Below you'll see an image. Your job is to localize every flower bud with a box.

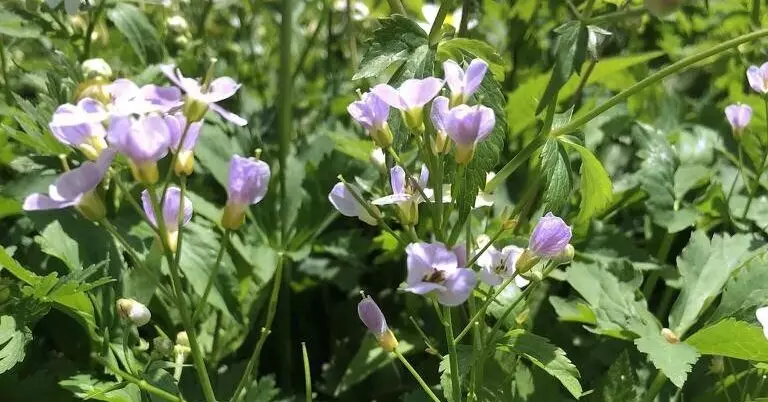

[81,58,112,80]
[153,337,174,357]
[358,296,399,352]
[371,122,394,149]
[432,130,450,155]
[551,244,575,266]
[116,298,151,327]
[176,331,189,347]
[402,108,425,136]
[174,149,195,176]
[129,161,160,185]
[74,78,111,104]
[183,98,209,123]
[454,144,475,165]
[644,0,683,17]
[166,15,189,34]
[661,328,680,344]
[397,201,419,226]
[514,249,540,274]
[370,147,387,174]
[76,191,106,221]
[221,202,246,230]
[528,213,572,258]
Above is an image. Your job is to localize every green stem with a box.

[339,178,411,245]
[428,1,452,47]
[726,143,744,207]
[584,6,645,25]
[0,40,11,103]
[642,371,668,402]
[386,0,406,15]
[393,350,442,402]
[743,98,768,219]
[122,325,134,374]
[191,230,231,322]
[457,0,470,37]
[278,0,294,246]
[454,275,516,343]
[467,295,479,402]
[486,136,546,192]
[302,342,312,402]
[442,304,462,402]
[92,355,183,402]
[642,231,674,298]
[572,58,597,109]
[752,0,761,27]
[146,189,217,402]
[581,0,598,19]
[82,0,107,62]
[230,254,285,402]
[490,28,768,190]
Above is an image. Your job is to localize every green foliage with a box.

[685,319,768,362]
[585,351,639,402]
[634,333,699,388]
[60,375,141,402]
[562,140,613,233]
[106,4,165,65]
[0,315,33,375]
[537,21,588,114]
[540,138,572,214]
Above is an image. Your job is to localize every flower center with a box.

[422,269,445,284]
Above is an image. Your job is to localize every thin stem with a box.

[726,142,744,206]
[490,28,768,190]
[642,371,668,402]
[292,11,327,81]
[582,0,598,19]
[146,189,217,402]
[743,98,768,219]
[393,350,442,402]
[230,255,285,402]
[752,0,761,27]
[0,40,11,103]
[302,342,312,402]
[454,276,516,343]
[92,355,183,402]
[584,6,645,25]
[428,1,452,47]
[465,225,509,268]
[386,0,406,15]
[467,295,479,402]
[409,316,439,354]
[442,304,462,402]
[82,0,107,62]
[191,230,231,322]
[199,0,214,37]
[340,178,411,245]
[161,123,192,204]
[486,136,546,192]
[122,325,134,374]
[457,0,470,37]
[572,59,597,109]
[278,0,294,245]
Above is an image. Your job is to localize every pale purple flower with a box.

[141,187,193,231]
[107,115,171,164]
[23,149,115,211]
[107,79,182,116]
[329,182,377,225]
[475,238,529,288]
[529,212,572,258]
[165,113,202,152]
[372,165,430,206]
[725,104,752,135]
[371,78,444,112]
[49,98,108,159]
[443,59,488,105]
[405,242,476,306]
[160,64,247,126]
[445,104,495,146]
[431,96,449,133]
[226,155,271,207]
[747,62,768,94]
[357,296,388,337]
[348,92,390,134]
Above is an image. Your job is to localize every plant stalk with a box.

[442,305,462,402]
[393,350,443,402]
[428,1,452,47]
[93,355,183,402]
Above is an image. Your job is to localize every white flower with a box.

[418,4,478,34]
[757,306,768,340]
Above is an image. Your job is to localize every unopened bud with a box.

[370,147,387,174]
[176,331,189,347]
[221,202,247,230]
[76,191,106,221]
[515,249,540,274]
[371,122,394,149]
[81,58,112,80]
[552,244,575,265]
[174,149,195,176]
[116,298,151,327]
[661,328,680,344]
[129,161,159,185]
[153,337,174,357]
[166,15,189,33]
[377,329,399,352]
[432,131,450,155]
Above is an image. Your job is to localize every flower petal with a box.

[210,103,248,126]
[464,58,488,98]
[371,84,407,110]
[437,268,476,306]
[23,193,75,211]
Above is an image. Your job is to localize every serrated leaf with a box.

[562,140,613,233]
[353,15,427,80]
[60,374,141,402]
[540,138,572,214]
[497,329,583,398]
[436,38,506,81]
[537,21,589,114]
[243,375,281,402]
[634,333,699,388]
[106,3,165,65]
[685,319,768,361]
[633,123,682,232]
[549,296,597,325]
[669,231,752,336]
[586,351,639,402]
[36,221,81,272]
[711,254,768,323]
[0,315,32,375]
[0,11,41,38]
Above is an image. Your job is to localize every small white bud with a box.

[370,147,386,174]
[661,328,680,344]
[166,15,189,33]
[176,331,190,347]
[116,298,151,327]
[81,58,112,80]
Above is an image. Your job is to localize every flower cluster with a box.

[724,62,768,136]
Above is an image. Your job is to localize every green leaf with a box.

[333,335,414,396]
[0,10,41,38]
[674,164,711,200]
[35,221,82,272]
[106,3,165,65]
[540,138,572,214]
[497,329,583,398]
[436,38,506,81]
[243,375,281,402]
[711,253,768,323]
[0,315,32,375]
[585,351,639,402]
[60,374,141,402]
[353,15,427,81]
[536,21,588,114]
[669,231,752,336]
[562,140,613,233]
[141,368,179,402]
[685,319,768,362]
[328,132,375,162]
[633,123,681,232]
[634,333,700,388]
[439,345,474,402]
[566,260,659,339]
[548,296,597,325]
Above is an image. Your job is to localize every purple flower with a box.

[405,242,476,306]
[725,104,752,136]
[430,96,450,154]
[357,296,399,351]
[165,113,203,175]
[329,182,377,225]
[222,155,271,229]
[443,59,488,105]
[23,149,115,220]
[528,212,572,258]
[475,239,529,288]
[141,187,192,252]
[107,79,182,116]
[49,98,108,160]
[445,104,495,164]
[160,64,247,126]
[372,78,443,133]
[372,165,430,225]
[747,62,768,94]
[348,92,392,148]
[108,114,171,184]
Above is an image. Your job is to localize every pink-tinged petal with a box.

[408,242,458,274]
[443,60,464,95]
[529,212,572,258]
[182,122,203,150]
[141,85,183,110]
[390,165,406,194]
[418,164,430,189]
[437,268,476,306]
[399,78,443,108]
[140,190,157,226]
[372,84,407,110]
[23,193,76,211]
[371,193,412,205]
[476,105,496,142]
[77,98,107,115]
[725,104,752,130]
[404,282,446,295]
[227,155,271,205]
[49,162,103,201]
[747,65,768,94]
[210,103,248,126]
[347,101,374,130]
[357,296,388,336]
[205,77,241,103]
[431,96,449,132]
[464,59,488,98]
